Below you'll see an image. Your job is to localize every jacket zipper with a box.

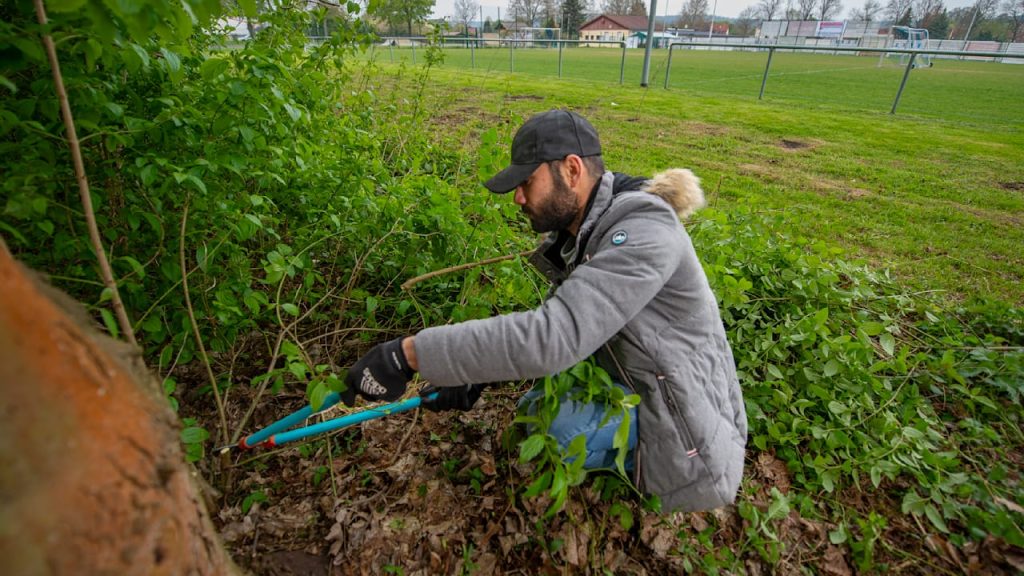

[657,374,699,459]
[603,343,642,484]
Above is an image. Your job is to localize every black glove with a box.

[341,338,414,406]
[420,383,490,412]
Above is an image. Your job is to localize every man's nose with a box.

[514,186,526,206]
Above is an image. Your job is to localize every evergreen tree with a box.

[629,0,649,16]
[562,0,587,37]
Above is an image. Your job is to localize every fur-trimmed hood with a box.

[641,168,705,219]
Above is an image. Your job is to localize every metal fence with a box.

[665,42,1024,114]
[369,37,628,85]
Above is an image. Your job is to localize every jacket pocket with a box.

[657,374,699,459]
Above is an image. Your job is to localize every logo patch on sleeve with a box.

[611,230,628,245]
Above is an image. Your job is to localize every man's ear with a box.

[565,154,586,187]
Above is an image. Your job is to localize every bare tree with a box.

[785,0,802,18]
[849,0,883,21]
[678,0,709,28]
[543,0,558,26]
[885,0,914,22]
[819,0,843,19]
[913,0,943,26]
[1006,0,1024,41]
[508,0,545,25]
[629,0,648,16]
[734,5,761,35]
[797,0,817,19]
[455,0,480,34]
[757,0,784,19]
[602,0,634,12]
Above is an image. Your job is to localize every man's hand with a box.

[341,338,414,406]
[420,383,489,412]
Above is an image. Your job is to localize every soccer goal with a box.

[879,26,932,68]
[511,27,561,47]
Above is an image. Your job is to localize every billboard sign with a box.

[817,21,846,38]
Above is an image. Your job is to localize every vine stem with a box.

[400,249,534,292]
[34,0,136,346]
[180,202,230,447]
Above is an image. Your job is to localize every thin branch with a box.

[34,0,136,346]
[180,202,230,447]
[401,249,534,291]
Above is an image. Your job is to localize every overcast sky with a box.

[431,0,984,22]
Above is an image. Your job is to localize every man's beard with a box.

[524,168,577,233]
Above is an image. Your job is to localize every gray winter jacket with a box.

[415,170,747,512]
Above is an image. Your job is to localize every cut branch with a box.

[34,0,136,346]
[401,250,534,292]
[180,203,230,448]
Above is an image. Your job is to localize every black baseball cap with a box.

[483,109,602,193]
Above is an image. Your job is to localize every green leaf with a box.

[0,75,17,94]
[823,359,840,377]
[288,361,307,380]
[860,321,884,336]
[829,527,847,544]
[200,57,230,81]
[237,0,258,17]
[767,363,784,380]
[309,382,330,411]
[519,434,546,463]
[550,466,566,499]
[879,333,895,356]
[99,308,118,338]
[47,0,87,12]
[160,48,183,82]
[901,490,926,515]
[924,504,950,533]
[181,426,210,444]
[523,471,551,497]
[241,490,268,514]
[870,466,882,488]
[280,340,300,358]
[610,502,634,531]
[120,255,145,279]
[282,303,300,316]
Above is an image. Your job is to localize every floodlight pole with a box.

[640,0,659,86]
[708,0,718,40]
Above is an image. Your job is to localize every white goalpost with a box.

[512,27,562,46]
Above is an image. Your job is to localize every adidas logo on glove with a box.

[359,368,388,396]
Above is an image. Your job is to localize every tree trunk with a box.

[0,240,240,575]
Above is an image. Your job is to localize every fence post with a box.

[619,42,625,85]
[412,41,416,64]
[759,47,775,100]
[558,40,563,78]
[510,38,514,73]
[389,42,394,63]
[471,40,475,68]
[891,52,917,114]
[664,43,675,88]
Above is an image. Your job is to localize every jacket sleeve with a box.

[414,196,686,386]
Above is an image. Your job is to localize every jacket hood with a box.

[612,169,705,219]
[641,169,705,219]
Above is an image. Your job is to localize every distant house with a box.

[628,30,678,48]
[579,14,662,46]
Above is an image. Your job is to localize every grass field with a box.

[358,51,1024,305]
[365,45,1024,125]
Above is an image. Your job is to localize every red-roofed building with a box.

[579,14,662,46]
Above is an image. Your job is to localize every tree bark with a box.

[0,240,240,575]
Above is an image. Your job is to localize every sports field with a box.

[366,44,1024,124]
[359,50,1024,305]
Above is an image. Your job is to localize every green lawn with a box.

[358,54,1024,305]
[365,45,1024,124]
